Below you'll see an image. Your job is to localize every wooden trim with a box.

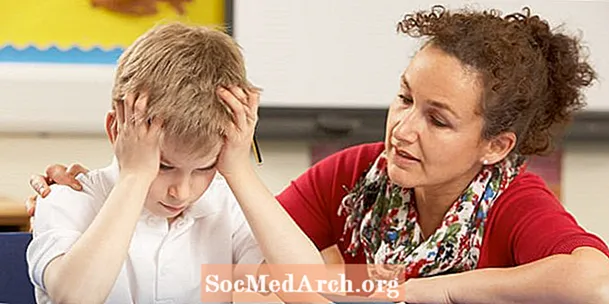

[0,198,30,232]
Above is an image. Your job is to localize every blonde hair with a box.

[112,22,249,154]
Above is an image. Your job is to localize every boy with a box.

[26,23,265,303]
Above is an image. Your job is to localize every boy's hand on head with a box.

[216,86,260,177]
[114,93,164,181]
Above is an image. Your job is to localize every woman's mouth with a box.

[394,147,420,161]
[391,147,421,167]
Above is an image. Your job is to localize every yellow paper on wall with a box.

[0,0,225,50]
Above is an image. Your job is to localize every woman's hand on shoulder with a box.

[26,163,89,217]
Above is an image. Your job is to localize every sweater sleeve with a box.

[489,173,609,265]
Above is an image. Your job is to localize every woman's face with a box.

[385,45,491,190]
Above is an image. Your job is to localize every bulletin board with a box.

[0,0,227,64]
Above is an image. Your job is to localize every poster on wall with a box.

[312,142,563,200]
[0,0,227,64]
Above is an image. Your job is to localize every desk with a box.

[0,198,30,232]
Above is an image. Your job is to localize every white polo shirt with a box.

[27,160,264,304]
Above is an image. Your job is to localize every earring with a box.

[482,160,489,165]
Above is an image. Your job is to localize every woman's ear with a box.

[105,110,118,144]
[481,132,517,165]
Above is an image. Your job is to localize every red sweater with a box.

[277,142,609,273]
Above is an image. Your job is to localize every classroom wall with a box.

[0,136,309,200]
[0,135,607,243]
[563,142,609,243]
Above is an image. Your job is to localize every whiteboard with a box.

[234,0,609,111]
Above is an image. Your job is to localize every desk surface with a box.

[0,197,30,231]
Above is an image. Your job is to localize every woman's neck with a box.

[414,167,481,239]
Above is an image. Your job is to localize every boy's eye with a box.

[195,167,215,173]
[160,164,174,170]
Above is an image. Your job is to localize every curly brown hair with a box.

[397,5,596,156]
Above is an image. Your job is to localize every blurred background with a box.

[0,0,607,244]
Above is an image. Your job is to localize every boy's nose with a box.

[168,181,190,201]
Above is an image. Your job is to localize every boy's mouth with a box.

[159,201,187,213]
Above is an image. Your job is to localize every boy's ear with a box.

[105,110,118,144]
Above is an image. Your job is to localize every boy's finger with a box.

[116,100,125,129]
[228,86,248,105]
[124,93,136,126]
[134,93,149,126]
[218,87,246,129]
[246,89,261,120]
[230,86,258,123]
[246,88,260,106]
[29,175,50,198]
[149,117,164,135]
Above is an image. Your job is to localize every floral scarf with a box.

[338,151,525,281]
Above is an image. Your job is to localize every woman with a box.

[27,5,609,303]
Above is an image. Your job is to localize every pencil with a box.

[251,136,263,165]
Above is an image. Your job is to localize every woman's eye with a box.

[430,115,448,128]
[398,94,413,105]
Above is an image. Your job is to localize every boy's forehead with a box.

[160,140,221,166]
